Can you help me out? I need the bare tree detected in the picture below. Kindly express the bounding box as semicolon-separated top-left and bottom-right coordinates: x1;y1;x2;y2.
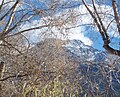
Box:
0;0;119;97
0;0;77;96
82;0;120;56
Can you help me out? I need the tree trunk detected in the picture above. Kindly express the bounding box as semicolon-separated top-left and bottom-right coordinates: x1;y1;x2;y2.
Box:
103;44;120;57
0;62;4;92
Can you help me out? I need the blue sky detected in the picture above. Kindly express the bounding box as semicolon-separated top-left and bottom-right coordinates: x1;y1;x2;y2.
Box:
1;0;119;51
24;0;120;51
63;0;120;51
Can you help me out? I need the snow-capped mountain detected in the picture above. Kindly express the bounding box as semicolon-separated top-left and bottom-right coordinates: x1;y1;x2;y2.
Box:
35;38;119;64
64;39;120;97
65;39;108;62
31;38;120;97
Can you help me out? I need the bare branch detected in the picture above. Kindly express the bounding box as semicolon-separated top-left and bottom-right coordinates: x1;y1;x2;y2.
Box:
82;0;120;56
3;40;23;55
0;0;5;10
92;0;109;41
103;43;120;56
1;1;19;34
0;0;19;21
82;0;106;40
6;24;51;38
0;73;29;81
112;0;120;35
4;11;34;36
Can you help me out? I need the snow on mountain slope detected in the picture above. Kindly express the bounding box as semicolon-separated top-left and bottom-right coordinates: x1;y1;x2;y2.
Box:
64;39;120;97
22;38;120;97
65;39;108;62
32;38;120;96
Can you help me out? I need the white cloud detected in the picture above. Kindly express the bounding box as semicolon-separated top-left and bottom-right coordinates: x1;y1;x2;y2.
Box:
19;2;119;46
76;4;119;37
66;3;119;45
20;17;93;46
68;27;93;46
